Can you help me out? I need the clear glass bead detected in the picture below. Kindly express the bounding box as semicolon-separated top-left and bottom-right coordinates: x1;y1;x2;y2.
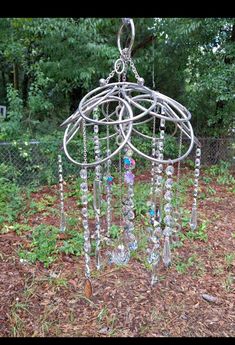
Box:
164;190;173;201
94;138;99;146
153;226;162;236
94;135;99;141
126;149;133;157
82;207;88;217
155;175;163;185
195;168;200;177
126;233;138;251
148;252;160;265
164;215;173;226
165;178;173;189
196;148;201;156
94;125;99;133
151;236;159;244
163;226;172;236
84;242;91;253
128;210;135;220
156;164;163;173
126;222;134;231
166;165;174;176
164;203;172;214
81;195;88;205
194;179;199;187
160;131;165;139
146;227;153;234
158;142;164;151
84;232;89;241
80;182;88;192
160;119;165;127
155;187;162;195
158;153;163;160
80;169;87;179
82;219;88;228
95;165;102;173
195;158;200;167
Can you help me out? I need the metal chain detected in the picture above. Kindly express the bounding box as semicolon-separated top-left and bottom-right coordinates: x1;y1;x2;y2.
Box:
82;119;88;165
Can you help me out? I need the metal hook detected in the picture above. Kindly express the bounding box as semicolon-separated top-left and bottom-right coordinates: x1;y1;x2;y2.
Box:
117;18;135;56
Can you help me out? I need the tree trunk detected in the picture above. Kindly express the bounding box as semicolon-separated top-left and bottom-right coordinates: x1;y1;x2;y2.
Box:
22;73;30;107
13;63;19;90
1;71;7;100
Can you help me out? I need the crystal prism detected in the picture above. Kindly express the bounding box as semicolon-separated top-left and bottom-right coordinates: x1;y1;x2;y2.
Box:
93;179;101;210
163;236;171;267
60;213;66;233
190;206;197;230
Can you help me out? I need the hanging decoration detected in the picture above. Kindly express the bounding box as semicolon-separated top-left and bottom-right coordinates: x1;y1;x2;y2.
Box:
58;154;66;233
61;18;201;294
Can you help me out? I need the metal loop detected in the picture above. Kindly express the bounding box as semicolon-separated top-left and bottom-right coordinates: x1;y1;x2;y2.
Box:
114;59;125;75
117;18;135;55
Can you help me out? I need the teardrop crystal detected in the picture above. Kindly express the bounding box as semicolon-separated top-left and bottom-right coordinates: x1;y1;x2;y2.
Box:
93;179;101;210
163;236;171;267
190;206;197;230
60;213;66;233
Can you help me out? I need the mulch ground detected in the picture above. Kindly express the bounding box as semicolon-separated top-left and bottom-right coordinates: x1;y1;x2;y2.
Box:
0;168;234;337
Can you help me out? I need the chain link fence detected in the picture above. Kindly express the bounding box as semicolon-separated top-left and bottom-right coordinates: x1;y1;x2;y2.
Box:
0;137;234;187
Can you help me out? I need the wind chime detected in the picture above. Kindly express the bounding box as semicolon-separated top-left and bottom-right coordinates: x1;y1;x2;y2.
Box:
60;18;201;295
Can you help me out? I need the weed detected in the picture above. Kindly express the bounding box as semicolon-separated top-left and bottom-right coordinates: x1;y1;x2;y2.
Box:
223;273;234;292
19;224;59;267
109;224;121;239
97;306;108;323
224;253;235;271
207;186;216;195
48;277;68;288
0;173;24;225
175;254;198;274
59;233;84;256
185;221;208;242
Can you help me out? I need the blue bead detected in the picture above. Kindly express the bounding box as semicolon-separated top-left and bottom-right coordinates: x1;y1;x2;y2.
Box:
123;157;131;165
149;209;155;217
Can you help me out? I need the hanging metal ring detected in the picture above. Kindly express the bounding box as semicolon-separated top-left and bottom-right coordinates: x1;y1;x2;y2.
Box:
117;18;135;55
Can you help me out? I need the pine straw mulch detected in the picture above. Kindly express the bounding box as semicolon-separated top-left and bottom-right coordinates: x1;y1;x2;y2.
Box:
0;170;235;337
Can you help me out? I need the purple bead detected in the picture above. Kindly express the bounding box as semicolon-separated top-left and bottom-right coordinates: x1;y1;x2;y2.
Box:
124;171;135;185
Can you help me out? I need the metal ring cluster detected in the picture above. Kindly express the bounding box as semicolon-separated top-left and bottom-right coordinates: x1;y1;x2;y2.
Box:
62;82;198;168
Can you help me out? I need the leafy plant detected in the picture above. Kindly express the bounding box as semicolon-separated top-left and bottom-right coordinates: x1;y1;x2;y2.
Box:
19;224;59;267
109;224;121;239
175;254;197;274
59;230;84;256
0;168;24;225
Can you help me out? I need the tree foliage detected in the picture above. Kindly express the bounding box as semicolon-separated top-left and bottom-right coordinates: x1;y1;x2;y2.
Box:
0;17;234;140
